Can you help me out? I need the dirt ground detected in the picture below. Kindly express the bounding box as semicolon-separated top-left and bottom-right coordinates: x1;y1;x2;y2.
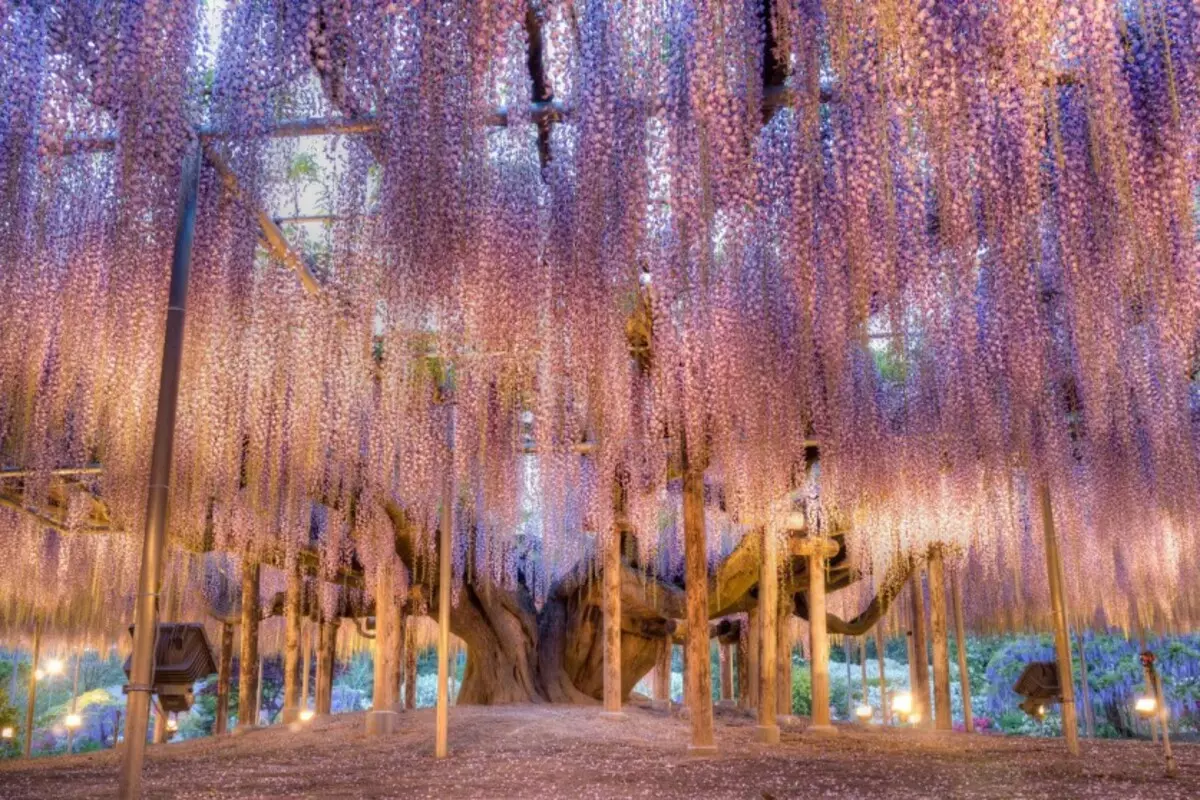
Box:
1;703;1196;799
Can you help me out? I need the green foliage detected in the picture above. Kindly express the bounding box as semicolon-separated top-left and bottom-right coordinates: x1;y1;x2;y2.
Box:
791;662;812;717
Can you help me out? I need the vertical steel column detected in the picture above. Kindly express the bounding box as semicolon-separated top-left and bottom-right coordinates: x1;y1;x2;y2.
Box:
118;144;200;799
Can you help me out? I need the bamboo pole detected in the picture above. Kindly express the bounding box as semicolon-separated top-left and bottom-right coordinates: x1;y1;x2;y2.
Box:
435;403;455;758
600;518;624;719
214;622;233;735
682;463;716;754
237;558;261;731
928;549;952;731
909;565;932;728
807;548;835;734
368;559;400;735
118;144;199;800
756;527;779;743
22;621;41;758
859;637;869;718
875;620;890;725
1039;483;1080;755
281;564;303;724
951;571;974;733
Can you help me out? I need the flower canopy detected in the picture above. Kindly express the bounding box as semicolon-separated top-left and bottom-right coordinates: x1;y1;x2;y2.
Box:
1;0;1198;639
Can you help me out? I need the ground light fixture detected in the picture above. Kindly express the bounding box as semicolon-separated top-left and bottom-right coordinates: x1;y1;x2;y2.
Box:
64;714;82;730
166;718;179;733
299;709;315;722
891;692;913;722
855;704;873;723
1135;696;1158;718
45;658;65;676
34;668;46;681
0;726;14;739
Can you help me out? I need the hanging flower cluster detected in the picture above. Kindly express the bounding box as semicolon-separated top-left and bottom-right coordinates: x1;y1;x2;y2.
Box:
1;1;1199;638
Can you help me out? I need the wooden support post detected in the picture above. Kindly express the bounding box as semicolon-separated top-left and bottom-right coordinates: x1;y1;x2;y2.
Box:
236;557;261;732
736;627;749;709
682;464;716;754
600;521;625;719
807;547;836;734
435;403;455;759
214;622;233;735
300;620;311;715
22;621;41;758
756;527;779;743
777;601;793;719
1076;632;1094;738
404;616;417;710
928;548;952;731
909;565;931;728
391;613;404;709
746;606;759;711
281;564;303;724
68;647;82;753
951;571;973;733
875;621;890;725
118;144;200;800
367;559;400;735
152;705;168;745
860;637;869;716
719;643;733;704
315;618;336;715
653;638;671;709
255;655;264;724
1039;483;1080;755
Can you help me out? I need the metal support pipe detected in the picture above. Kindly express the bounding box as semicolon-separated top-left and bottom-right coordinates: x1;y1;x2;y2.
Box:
22;621;41;758
1039;483;1079;756
118;143;200;799
435;403;456;758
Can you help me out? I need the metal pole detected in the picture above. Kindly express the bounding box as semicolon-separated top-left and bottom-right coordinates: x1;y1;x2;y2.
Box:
435;402;455;758
117;143;200;799
1039;482;1080;756
22;621;41;758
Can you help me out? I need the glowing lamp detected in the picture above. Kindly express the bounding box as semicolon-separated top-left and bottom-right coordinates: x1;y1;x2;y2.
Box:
855;704;873;722
0;726;14;739
1135;696;1158;718
45;658;64;676
64;713;82;730
891;692;913;716
299;709;315;722
34;669;45;681
166;717;179;733
909;712;922;726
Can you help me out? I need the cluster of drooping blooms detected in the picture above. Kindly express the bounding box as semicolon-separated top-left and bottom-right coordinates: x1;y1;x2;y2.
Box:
3;0;1200;640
